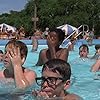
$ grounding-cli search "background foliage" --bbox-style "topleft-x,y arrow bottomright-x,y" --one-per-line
0,0 -> 100,36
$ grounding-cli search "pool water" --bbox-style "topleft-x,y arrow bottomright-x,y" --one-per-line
0,45 -> 100,100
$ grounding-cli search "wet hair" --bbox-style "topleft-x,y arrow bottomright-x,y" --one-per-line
95,44 -> 100,50
0,50 -> 3,54
42,59 -> 71,80
49,28 -> 65,43
5,40 -> 28,60
79,44 -> 89,53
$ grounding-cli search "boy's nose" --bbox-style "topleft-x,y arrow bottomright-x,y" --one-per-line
43,80 -> 48,86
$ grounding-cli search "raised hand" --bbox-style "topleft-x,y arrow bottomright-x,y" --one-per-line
8,46 -> 22,67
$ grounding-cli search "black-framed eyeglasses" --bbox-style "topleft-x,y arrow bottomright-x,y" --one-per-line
36,77 -> 65,86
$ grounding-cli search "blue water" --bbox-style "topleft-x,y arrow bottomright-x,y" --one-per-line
0,44 -> 100,100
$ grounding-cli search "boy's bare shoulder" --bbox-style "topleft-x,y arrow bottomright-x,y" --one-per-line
65,93 -> 83,100
62,48 -> 69,51
40,48 -> 48,54
40,48 -> 48,52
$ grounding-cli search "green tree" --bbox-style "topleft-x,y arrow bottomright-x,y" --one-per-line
0,0 -> 100,36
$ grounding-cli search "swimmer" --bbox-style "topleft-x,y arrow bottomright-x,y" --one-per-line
33,59 -> 82,100
31,36 -> 38,52
91,58 -> 100,72
0,40 -> 36,90
79,44 -> 89,58
91,44 -> 100,59
36,28 -> 69,66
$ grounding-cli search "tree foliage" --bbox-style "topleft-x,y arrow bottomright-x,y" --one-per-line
0,0 -> 100,35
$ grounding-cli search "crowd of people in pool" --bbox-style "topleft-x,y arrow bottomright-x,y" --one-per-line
0,28 -> 100,99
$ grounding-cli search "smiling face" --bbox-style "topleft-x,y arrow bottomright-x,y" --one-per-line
47,31 -> 60,47
47,29 -> 65,48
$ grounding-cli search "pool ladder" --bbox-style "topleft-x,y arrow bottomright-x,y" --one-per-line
61,25 -> 89,47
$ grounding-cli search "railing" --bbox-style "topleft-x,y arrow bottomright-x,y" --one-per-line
61,25 -> 89,47
62,25 -> 83,44
74,31 -> 82,39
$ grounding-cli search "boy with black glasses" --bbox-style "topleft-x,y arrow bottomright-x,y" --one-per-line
33,59 -> 82,100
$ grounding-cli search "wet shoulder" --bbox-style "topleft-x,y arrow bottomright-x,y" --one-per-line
59,48 -> 68,52
40,48 -> 48,55
65,93 -> 83,100
60,48 -> 69,55
40,48 -> 48,52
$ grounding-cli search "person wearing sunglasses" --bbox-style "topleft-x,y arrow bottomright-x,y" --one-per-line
33,59 -> 82,100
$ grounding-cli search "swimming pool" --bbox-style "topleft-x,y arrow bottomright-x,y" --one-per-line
0,40 -> 100,100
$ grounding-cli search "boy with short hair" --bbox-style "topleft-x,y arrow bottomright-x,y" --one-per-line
0,40 -> 36,90
34,59 -> 82,100
36,28 -> 69,66
79,44 -> 89,58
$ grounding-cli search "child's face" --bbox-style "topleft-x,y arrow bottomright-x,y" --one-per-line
79,47 -> 88,58
47,32 -> 59,46
3,44 -> 15,68
40,68 -> 65,97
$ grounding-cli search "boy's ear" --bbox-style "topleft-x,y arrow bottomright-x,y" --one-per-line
64,80 -> 70,90
21,57 -> 25,65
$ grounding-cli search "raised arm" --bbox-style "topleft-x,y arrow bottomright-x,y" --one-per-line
9,47 -> 36,90
91,59 -> 100,72
47,35 -> 69,61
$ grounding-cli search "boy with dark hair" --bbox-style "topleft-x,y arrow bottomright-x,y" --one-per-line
36,28 -> 69,66
0,40 -> 36,90
34,59 -> 82,100
79,44 -> 89,58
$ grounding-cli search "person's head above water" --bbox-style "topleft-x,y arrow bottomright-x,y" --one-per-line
6,40 -> 28,58
95,44 -> 100,54
95,44 -> 100,50
79,44 -> 89,58
35,59 -> 82,99
42,58 -> 71,80
36,59 -> 71,97
1,39 -> 36,89
48,28 -> 65,46
4,39 -> 28,67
